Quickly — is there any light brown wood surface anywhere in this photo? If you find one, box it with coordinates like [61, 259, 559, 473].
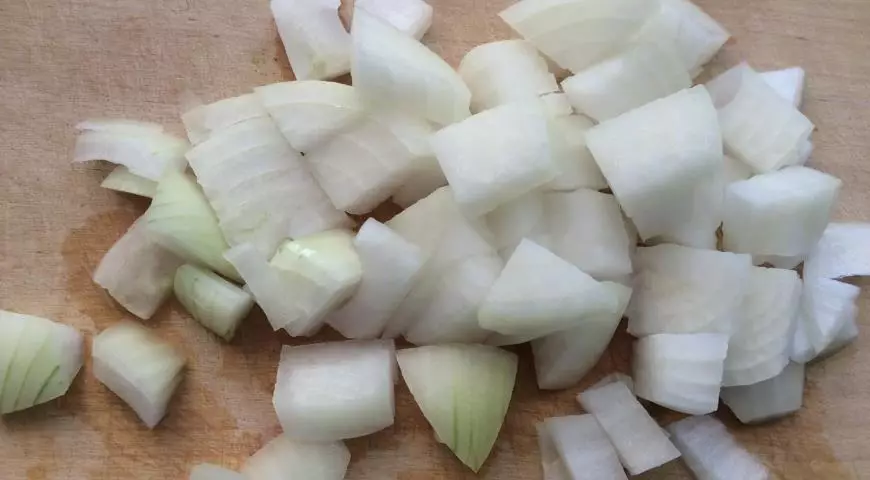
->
[1, 0, 869, 478]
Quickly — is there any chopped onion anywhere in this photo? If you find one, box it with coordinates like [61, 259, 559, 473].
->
[0, 311, 83, 414]
[92, 322, 185, 428]
[73, 120, 189, 181]
[798, 278, 859, 359]
[271, 0, 350, 80]
[540, 93, 576, 118]
[485, 192, 551, 257]
[667, 415, 770, 480]
[94, 214, 184, 319]
[562, 42, 691, 122]
[721, 362, 805, 424]
[722, 267, 801, 387]
[577, 381, 681, 474]
[431, 101, 558, 215]
[254, 81, 366, 152]
[819, 316, 859, 359]
[631, 0, 730, 77]
[541, 415, 628, 480]
[186, 117, 350, 254]
[633, 333, 729, 414]
[797, 139, 814, 165]
[273, 340, 394, 441]
[458, 40, 559, 113]
[391, 154, 448, 208]
[707, 63, 814, 172]
[723, 154, 753, 184]
[351, 8, 471, 125]
[174, 264, 254, 341]
[328, 219, 426, 339]
[804, 222, 870, 280]
[537, 422, 572, 480]
[397, 344, 517, 472]
[628, 244, 752, 336]
[585, 86, 722, 243]
[544, 115, 608, 191]
[722, 166, 841, 259]
[181, 94, 270, 144]
[241, 436, 350, 480]
[761, 67, 806, 108]
[499, 0, 656, 73]
[356, 0, 433, 39]
[533, 282, 632, 390]
[590, 372, 635, 393]
[147, 171, 240, 281]
[101, 165, 157, 198]
[190, 464, 243, 480]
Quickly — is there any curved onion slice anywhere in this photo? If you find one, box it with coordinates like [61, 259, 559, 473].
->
[181, 94, 270, 144]
[352, 9, 471, 125]
[804, 223, 870, 280]
[273, 341, 395, 441]
[328, 219, 425, 339]
[585, 86, 722, 242]
[499, 0, 656, 73]
[722, 166, 841, 259]
[398, 344, 518, 472]
[544, 115, 607, 191]
[721, 362, 805, 424]
[147, 171, 240, 281]
[241, 436, 350, 480]
[541, 415, 628, 480]
[459, 40, 559, 113]
[92, 322, 185, 428]
[73, 120, 189, 181]
[190, 464, 242, 480]
[271, 0, 350, 80]
[101, 165, 157, 198]
[628, 244, 751, 336]
[0, 311, 84, 414]
[633, 333, 729, 414]
[707, 63, 814, 172]
[254, 81, 365, 152]
[577, 381, 681, 475]
[356, 0, 433, 39]
[667, 415, 770, 480]
[174, 264, 254, 341]
[723, 267, 801, 387]
[431, 101, 558, 215]
[532, 282, 631, 390]
[95, 214, 184, 319]
[562, 42, 691, 121]
[631, 0, 730, 77]
[761, 67, 806, 108]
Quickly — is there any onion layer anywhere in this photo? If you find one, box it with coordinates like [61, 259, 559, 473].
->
[761, 67, 806, 108]
[174, 264, 254, 341]
[804, 222, 870, 280]
[241, 436, 350, 480]
[667, 415, 770, 480]
[272, 0, 351, 80]
[540, 415, 628, 480]
[181, 94, 269, 144]
[101, 166, 157, 198]
[721, 362, 805, 424]
[356, 0, 433, 39]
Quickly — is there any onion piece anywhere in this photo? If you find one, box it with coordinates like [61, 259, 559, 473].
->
[0, 311, 84, 414]
[174, 264, 254, 341]
[590, 372, 635, 393]
[544, 115, 607, 191]
[577, 381, 681, 474]
[271, 0, 350, 80]
[585, 86, 722, 243]
[147, 171, 240, 281]
[562, 43, 691, 122]
[351, 8, 471, 125]
[356, 0, 433, 39]
[723, 154, 753, 184]
[254, 81, 366, 152]
[819, 316, 859, 359]
[328, 219, 426, 339]
[667, 415, 770, 480]
[804, 222, 870, 280]
[101, 165, 157, 198]
[633, 333, 729, 414]
[722, 166, 841, 259]
[92, 322, 185, 428]
[631, 0, 730, 77]
[391, 154, 448, 208]
[73, 120, 189, 181]
[190, 464, 243, 480]
[707, 63, 814, 172]
[541, 415, 628, 480]
[458, 40, 559, 113]
[273, 341, 394, 441]
[723, 267, 801, 387]
[799, 278, 859, 358]
[181, 94, 270, 144]
[533, 282, 632, 390]
[628, 244, 752, 336]
[761, 67, 806, 108]
[241, 436, 350, 480]
[541, 93, 576, 118]
[431, 101, 558, 215]
[537, 422, 572, 480]
[797, 139, 814, 165]
[485, 192, 551, 257]
[721, 362, 805, 424]
[398, 344, 518, 472]
[95, 214, 185, 320]
[499, 0, 656, 73]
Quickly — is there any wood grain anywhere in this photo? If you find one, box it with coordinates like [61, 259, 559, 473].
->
[1, 0, 869, 478]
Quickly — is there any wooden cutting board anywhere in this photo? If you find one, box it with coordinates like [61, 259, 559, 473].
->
[1, 0, 869, 478]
